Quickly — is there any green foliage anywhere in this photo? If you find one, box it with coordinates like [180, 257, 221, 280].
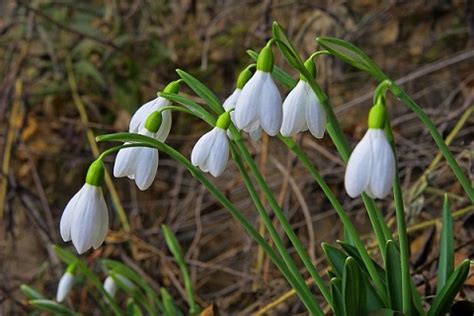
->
[437, 195, 454, 293]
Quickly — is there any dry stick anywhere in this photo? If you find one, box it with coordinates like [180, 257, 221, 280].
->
[253, 204, 474, 315]
[0, 80, 22, 220]
[65, 57, 130, 232]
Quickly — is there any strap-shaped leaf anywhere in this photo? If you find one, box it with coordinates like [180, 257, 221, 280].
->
[437, 194, 454, 293]
[29, 299, 78, 315]
[247, 49, 297, 89]
[20, 285, 45, 300]
[176, 69, 223, 115]
[159, 92, 216, 126]
[343, 257, 367, 316]
[385, 240, 403, 312]
[427, 259, 470, 316]
[331, 277, 345, 316]
[322, 242, 347, 277]
[316, 37, 386, 81]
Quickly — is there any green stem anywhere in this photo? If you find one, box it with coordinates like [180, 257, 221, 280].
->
[230, 129, 333, 307]
[384, 112, 412, 316]
[230, 142, 323, 315]
[389, 84, 474, 202]
[97, 133, 316, 314]
[279, 136, 389, 305]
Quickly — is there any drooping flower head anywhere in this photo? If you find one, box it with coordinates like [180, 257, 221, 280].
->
[129, 80, 180, 142]
[114, 111, 162, 190]
[60, 160, 109, 254]
[191, 112, 230, 177]
[280, 58, 326, 138]
[235, 43, 282, 136]
[56, 264, 76, 302]
[344, 104, 395, 199]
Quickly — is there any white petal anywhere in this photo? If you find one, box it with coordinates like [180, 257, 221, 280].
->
[280, 80, 307, 136]
[71, 185, 106, 254]
[191, 129, 217, 168]
[259, 73, 282, 136]
[249, 127, 262, 141]
[56, 272, 74, 302]
[235, 71, 264, 131]
[155, 109, 172, 142]
[113, 144, 140, 178]
[344, 131, 373, 198]
[223, 88, 241, 111]
[60, 185, 85, 242]
[305, 84, 326, 139]
[92, 192, 109, 249]
[129, 99, 157, 133]
[368, 130, 395, 199]
[207, 129, 229, 177]
[134, 148, 159, 191]
[104, 276, 118, 298]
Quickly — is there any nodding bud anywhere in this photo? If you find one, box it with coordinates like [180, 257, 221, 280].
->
[256, 44, 274, 72]
[368, 103, 386, 129]
[144, 111, 163, 133]
[162, 80, 181, 95]
[215, 112, 231, 130]
[301, 58, 316, 81]
[236, 67, 253, 89]
[85, 159, 105, 186]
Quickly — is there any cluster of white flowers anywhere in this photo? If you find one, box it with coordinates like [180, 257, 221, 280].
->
[59, 43, 396, 255]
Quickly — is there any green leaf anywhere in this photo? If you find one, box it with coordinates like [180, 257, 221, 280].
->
[127, 299, 144, 316]
[20, 285, 45, 300]
[385, 240, 403, 312]
[159, 92, 216, 126]
[338, 241, 386, 284]
[161, 288, 181, 316]
[343, 257, 367, 316]
[368, 309, 400, 316]
[427, 259, 470, 316]
[322, 242, 348, 277]
[29, 299, 78, 315]
[271, 22, 306, 73]
[176, 69, 223, 115]
[247, 50, 297, 89]
[331, 278, 345, 316]
[437, 194, 454, 293]
[316, 37, 386, 81]
[53, 245, 79, 265]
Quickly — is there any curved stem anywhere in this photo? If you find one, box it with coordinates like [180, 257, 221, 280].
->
[279, 136, 389, 304]
[97, 143, 155, 161]
[230, 129, 333, 307]
[97, 133, 317, 314]
[389, 84, 474, 202]
[230, 142, 323, 315]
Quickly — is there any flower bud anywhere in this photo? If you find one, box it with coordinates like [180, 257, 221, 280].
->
[236, 67, 253, 89]
[85, 159, 105, 187]
[300, 58, 316, 81]
[144, 111, 163, 133]
[162, 80, 181, 94]
[256, 45, 274, 73]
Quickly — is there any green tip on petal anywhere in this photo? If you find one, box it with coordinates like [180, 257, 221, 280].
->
[216, 112, 231, 130]
[66, 263, 77, 274]
[236, 67, 253, 89]
[144, 111, 163, 133]
[300, 58, 316, 81]
[162, 80, 180, 94]
[256, 45, 274, 72]
[368, 103, 386, 129]
[85, 159, 105, 186]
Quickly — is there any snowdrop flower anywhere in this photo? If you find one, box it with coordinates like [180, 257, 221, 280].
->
[56, 265, 76, 302]
[129, 80, 180, 141]
[114, 111, 162, 190]
[235, 44, 282, 136]
[344, 104, 395, 199]
[191, 112, 230, 177]
[280, 59, 326, 138]
[104, 274, 135, 298]
[60, 160, 109, 254]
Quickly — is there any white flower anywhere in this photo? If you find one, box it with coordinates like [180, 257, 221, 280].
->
[235, 70, 282, 136]
[129, 97, 172, 141]
[344, 129, 395, 199]
[280, 80, 326, 138]
[56, 271, 74, 302]
[104, 275, 134, 298]
[113, 129, 159, 191]
[191, 127, 229, 177]
[60, 184, 109, 254]
[223, 88, 241, 113]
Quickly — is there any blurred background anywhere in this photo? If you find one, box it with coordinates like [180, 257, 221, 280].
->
[1, 0, 473, 314]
